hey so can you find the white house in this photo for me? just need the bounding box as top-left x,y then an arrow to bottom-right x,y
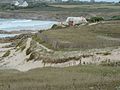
66,17 -> 88,26
14,0 -> 28,7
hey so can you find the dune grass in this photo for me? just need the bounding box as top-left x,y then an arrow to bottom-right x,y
2,50 -> 10,57
0,65 -> 120,90
33,21 -> 120,50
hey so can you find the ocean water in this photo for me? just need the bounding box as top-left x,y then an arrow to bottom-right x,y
0,34 -> 19,38
0,18 -> 58,31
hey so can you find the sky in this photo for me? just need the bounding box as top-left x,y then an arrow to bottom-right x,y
63,0 -> 119,2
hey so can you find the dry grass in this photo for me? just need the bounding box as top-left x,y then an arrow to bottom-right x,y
34,21 -> 120,50
7,3 -> 120,22
2,50 -> 11,57
0,65 -> 120,90
50,4 -> 120,9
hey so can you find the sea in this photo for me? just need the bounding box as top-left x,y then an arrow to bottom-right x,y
0,18 -> 58,38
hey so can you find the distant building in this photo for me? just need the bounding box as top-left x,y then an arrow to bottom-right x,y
14,0 -> 28,7
66,17 -> 88,26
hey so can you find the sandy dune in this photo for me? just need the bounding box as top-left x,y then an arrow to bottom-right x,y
0,38 -> 120,72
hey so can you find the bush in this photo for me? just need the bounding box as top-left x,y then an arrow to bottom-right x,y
26,47 -> 32,55
111,15 -> 120,20
27,52 -> 39,61
27,3 -> 49,8
0,3 -> 17,10
2,50 -> 10,57
100,61 -> 120,67
87,16 -> 104,23
96,52 -> 111,56
0,2 -> 49,10
21,46 -> 26,51
51,24 -> 67,29
51,24 -> 62,29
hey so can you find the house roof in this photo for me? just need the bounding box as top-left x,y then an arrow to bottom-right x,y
14,0 -> 28,7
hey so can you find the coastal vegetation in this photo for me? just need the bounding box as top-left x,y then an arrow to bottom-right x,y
0,65 -> 120,90
111,15 -> 120,20
2,50 -> 10,57
0,4 -> 120,21
87,16 -> 104,23
33,21 -> 120,50
0,2 -> 120,90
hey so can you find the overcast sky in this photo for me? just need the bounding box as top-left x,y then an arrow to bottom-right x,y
64,0 -> 119,2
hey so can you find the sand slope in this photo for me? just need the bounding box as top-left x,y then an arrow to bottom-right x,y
0,38 -> 120,72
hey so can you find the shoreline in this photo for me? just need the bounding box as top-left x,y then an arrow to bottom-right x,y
0,18 -> 58,31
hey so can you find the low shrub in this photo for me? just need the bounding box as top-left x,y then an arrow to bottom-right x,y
96,52 -> 111,56
87,16 -> 104,23
27,3 -> 49,8
27,52 -> 39,62
100,61 -> 120,67
51,24 -> 67,29
111,15 -> 120,20
2,50 -> 10,57
0,3 -> 16,10
26,47 -> 32,55
51,24 -> 61,29
43,56 -> 81,64
21,46 -> 26,51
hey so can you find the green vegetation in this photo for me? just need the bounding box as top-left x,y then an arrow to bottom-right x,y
0,4 -> 120,23
101,61 -> 120,67
26,47 -> 31,55
2,50 -> 10,57
0,3 -> 15,10
92,21 -> 120,38
21,46 -> 26,51
35,21 -> 120,50
0,3 -> 49,11
27,3 -> 49,8
51,24 -> 67,29
16,39 -> 27,51
27,52 -> 37,61
32,34 -> 53,49
42,56 -> 81,64
0,3 -> 120,90
111,15 -> 120,20
87,16 -> 104,23
48,4 -> 120,13
96,51 -> 111,56
0,65 -> 120,90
